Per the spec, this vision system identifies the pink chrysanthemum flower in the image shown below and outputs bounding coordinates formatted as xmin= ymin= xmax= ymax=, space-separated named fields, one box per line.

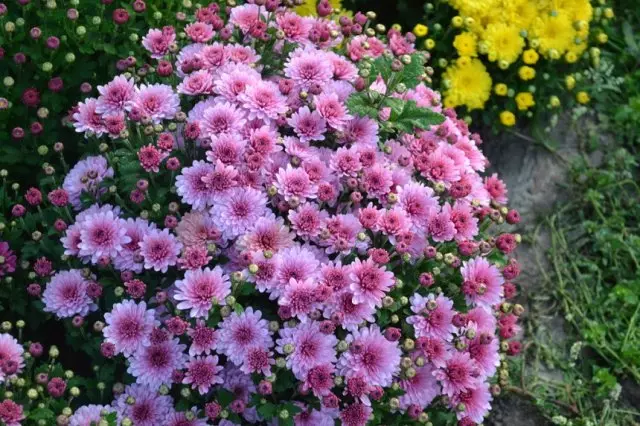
xmin=214 ymin=64 xmax=261 ymax=102
xmin=198 ymin=43 xmax=228 ymax=70
xmin=229 ymin=4 xmax=263 ymax=33
xmin=113 ymin=218 xmax=156 ymax=274
xmin=177 ymin=70 xmax=214 ymax=96
xmin=427 ymin=208 xmax=457 ymax=243
xmin=467 ymin=335 xmax=500 ymax=378
xmin=129 ymin=84 xmax=180 ymax=124
xmin=274 ymin=165 xmax=318 ymax=203
xmin=423 ymin=150 xmax=460 ymax=183
xmin=330 ymin=147 xmax=362 ymax=177
xmin=325 ymin=291 xmax=376 ymax=331
xmin=239 ymin=80 xmax=288 ymax=121
xmin=276 ymin=321 xmax=337 ymax=380
xmin=96 ymin=75 xmax=135 ymax=115
xmin=175 ymin=160 xmax=216 ymax=210
xmin=210 ymin=187 xmax=268 ymax=240
xmin=407 ymin=293 xmax=457 ymax=341
xmin=139 ymin=229 xmax=182 ymax=273
xmin=362 ymin=164 xmax=393 ymax=198
xmin=302 ymin=363 xmax=336 ymax=398
xmin=217 ymin=308 xmax=272 ymax=365
xmin=200 ymin=101 xmax=247 ymax=139
xmin=314 ymin=92 xmax=352 ymax=131
xmin=73 ymin=98 xmax=105 ymax=136
xmin=346 ymin=35 xmax=386 ymax=61
xmin=272 ymin=245 xmax=320 ymax=293
xmin=349 ymin=257 xmax=394 ymax=308
xmin=399 ymin=365 xmax=440 ymax=409
xmin=236 ymin=216 xmax=294 ymax=254
xmin=433 ymin=351 xmax=480 ymax=397
xmin=455 ymin=138 xmax=486 ymax=172
xmin=378 ymin=207 xmax=413 ymax=237
xmin=287 ymin=106 xmax=327 ymax=143
xmin=278 ymin=278 xmax=320 ymax=320
xmin=175 ymin=211 xmax=218 ymax=249
xmin=77 ymin=210 xmax=130 ymax=264
xmin=128 ymin=338 xmax=187 ymax=389
xmin=288 ymin=203 xmax=328 ymax=240
xmin=183 ymin=355 xmax=224 ymax=394
xmin=327 ymin=52 xmax=358 ymax=81
xmin=341 ymin=116 xmax=379 ymax=146
xmin=241 ymin=346 xmax=275 ymax=376
xmin=397 ymin=182 xmax=439 ymax=229
xmin=69 ymin=405 xmax=113 ymax=426
xmin=0 ymin=334 xmax=24 ymax=384
xmin=337 ymin=325 xmax=401 ymax=387
xmin=0 ymin=242 xmax=17 ymax=278
xmin=42 ymin=270 xmax=95 ymax=319
xmin=62 ymin=156 xmax=114 ymax=210
xmin=173 ymin=267 xmax=231 ymax=318
xmin=460 ymin=257 xmax=504 ymax=308
xmin=114 ymin=384 xmax=173 ymax=426
xmin=187 ymin=320 xmax=218 ymax=357
xmin=323 ymin=213 xmax=366 ymax=255
xmin=466 ymin=307 xmax=497 ymax=335
xmin=451 ymin=381 xmax=492 ymax=424
xmin=103 ymin=300 xmax=158 ymax=357
xmin=201 ymin=160 xmax=239 ymax=201
xmin=226 ymin=44 xmax=261 ymax=65
xmin=444 ymin=201 xmax=479 ymax=241
xmin=141 ymin=28 xmax=175 ymax=58
xmin=285 ymin=48 xmax=333 ymax=90
xmin=206 ymin=133 xmax=246 ymax=165
xmin=185 ymin=22 xmax=214 ymax=43
xmin=484 ymin=173 xmax=508 ymax=205
xmin=417 ymin=337 xmax=451 ymax=369
xmin=276 ymin=12 xmax=312 ymax=42
xmin=340 ymin=402 xmax=373 ymax=426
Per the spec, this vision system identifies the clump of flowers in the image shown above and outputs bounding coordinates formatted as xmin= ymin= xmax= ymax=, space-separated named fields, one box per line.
xmin=408 ymin=0 xmax=614 ymax=128
xmin=5 ymin=1 xmax=523 ymax=425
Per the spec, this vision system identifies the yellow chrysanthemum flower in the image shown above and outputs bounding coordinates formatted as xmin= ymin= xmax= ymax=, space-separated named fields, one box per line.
xmin=555 ymin=0 xmax=593 ymax=23
xmin=576 ymin=91 xmax=590 ymax=104
xmin=549 ymin=96 xmax=561 ymax=108
xmin=413 ymin=24 xmax=429 ymax=38
xmin=531 ymin=14 xmax=575 ymax=56
xmin=522 ymin=49 xmax=539 ymax=65
xmin=483 ymin=23 xmax=525 ymax=65
xmin=565 ymin=51 xmax=578 ymax=63
xmin=494 ymin=83 xmax=508 ymax=96
xmin=453 ymin=32 xmax=478 ymax=57
xmin=515 ymin=92 xmax=535 ymax=110
xmin=424 ymin=39 xmax=436 ymax=50
xmin=500 ymin=111 xmax=516 ymax=127
xmin=565 ymin=75 xmax=576 ymax=90
xmin=443 ymin=59 xmax=492 ymax=111
xmin=502 ymin=0 xmax=538 ymax=31
xmin=518 ymin=66 xmax=536 ymax=81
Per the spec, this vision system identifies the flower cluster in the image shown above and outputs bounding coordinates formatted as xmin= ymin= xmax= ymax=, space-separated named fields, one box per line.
xmin=0 ymin=0 xmax=190 ymax=181
xmin=407 ymin=0 xmax=614 ymax=127
xmin=3 ymin=1 xmax=522 ymax=425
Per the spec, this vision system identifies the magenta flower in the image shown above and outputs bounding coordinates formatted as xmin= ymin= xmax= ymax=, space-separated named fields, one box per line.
xmin=42 ymin=270 xmax=95 ymax=319
xmin=173 ymin=267 xmax=231 ymax=318
xmin=236 ymin=216 xmax=294 ymax=254
xmin=314 ymin=92 xmax=352 ymax=130
xmin=285 ymin=48 xmax=333 ymax=90
xmin=434 ymin=351 xmax=480 ymax=396
xmin=141 ymin=28 xmax=175 ymax=58
xmin=339 ymin=402 xmax=372 ymax=426
xmin=113 ymin=218 xmax=156 ymax=274
xmin=217 ymin=308 xmax=272 ymax=365
xmin=177 ymin=70 xmax=214 ymax=96
xmin=276 ymin=12 xmax=312 ymax=42
xmin=185 ymin=22 xmax=214 ymax=43
xmin=0 ymin=334 xmax=24 ymax=383
xmin=349 ymin=257 xmax=395 ymax=308
xmin=451 ymin=381 xmax=492 ymax=424
xmin=324 ymin=291 xmax=376 ymax=331
xmin=103 ymin=300 xmax=158 ymax=356
xmin=183 ymin=355 xmax=224 ymax=394
xmin=187 ymin=320 xmax=218 ymax=357
xmin=200 ymin=101 xmax=246 ymax=139
xmin=96 ymin=75 xmax=135 ymax=115
xmin=139 ymin=229 xmax=182 ymax=273
xmin=128 ymin=338 xmax=187 ymax=388
xmin=288 ymin=203 xmax=328 ymax=240
xmin=214 ymin=64 xmax=261 ymax=102
xmin=287 ymin=106 xmax=327 ymax=143
xmin=0 ymin=242 xmax=17 ymax=278
xmin=461 ymin=257 xmax=504 ymax=308
xmin=276 ymin=321 xmax=337 ymax=380
xmin=239 ymin=80 xmax=288 ymax=120
xmin=129 ymin=84 xmax=180 ymax=124
xmin=275 ymin=165 xmax=318 ymax=203
xmin=114 ymin=384 xmax=172 ymax=426
xmin=407 ymin=293 xmax=456 ymax=341
xmin=337 ymin=325 xmax=401 ymax=387
xmin=484 ymin=173 xmax=508 ymax=204
xmin=175 ymin=160 xmax=216 ymax=210
xmin=399 ymin=364 xmax=440 ymax=409
xmin=210 ymin=187 xmax=268 ymax=240
xmin=69 ymin=405 xmax=113 ymax=426
xmin=77 ymin=210 xmax=131 ymax=264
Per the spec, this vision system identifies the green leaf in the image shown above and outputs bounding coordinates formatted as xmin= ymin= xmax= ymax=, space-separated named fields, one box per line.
xmin=394 ymin=100 xmax=445 ymax=132
xmin=28 ymin=407 xmax=55 ymax=421
xmin=257 ymin=403 xmax=277 ymax=420
xmin=346 ymin=92 xmax=379 ymax=119
xmin=400 ymin=53 xmax=427 ymax=89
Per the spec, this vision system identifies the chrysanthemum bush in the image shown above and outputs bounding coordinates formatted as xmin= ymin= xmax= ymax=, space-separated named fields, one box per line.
xmin=0 ymin=0 xmax=191 ymax=183
xmin=1 ymin=1 xmax=525 ymax=425
xmin=395 ymin=0 xmax=615 ymax=128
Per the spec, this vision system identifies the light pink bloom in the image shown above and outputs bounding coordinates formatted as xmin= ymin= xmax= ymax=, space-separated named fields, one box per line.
xmin=77 ymin=210 xmax=131 ymax=263
xmin=103 ymin=300 xmax=158 ymax=356
xmin=276 ymin=321 xmax=337 ymax=380
xmin=173 ymin=267 xmax=231 ymax=318
xmin=200 ymin=101 xmax=247 ymax=139
xmin=399 ymin=365 xmax=440 ymax=409
xmin=349 ymin=257 xmax=394 ymax=308
xmin=407 ymin=293 xmax=456 ymax=341
xmin=142 ymin=28 xmax=175 ymax=58
xmin=128 ymin=338 xmax=187 ymax=388
xmin=217 ymin=308 xmax=272 ymax=365
xmin=183 ymin=355 xmax=223 ymax=394
xmin=275 ymin=165 xmax=318 ymax=202
xmin=0 ymin=334 xmax=24 ymax=384
xmin=285 ymin=48 xmax=333 ymax=90
xmin=185 ymin=22 xmax=214 ymax=43
xmin=239 ymin=80 xmax=288 ymax=120
xmin=139 ymin=229 xmax=182 ymax=273
xmin=177 ymin=70 xmax=214 ymax=96
xmin=460 ymin=257 xmax=504 ymax=308
xmin=42 ymin=270 xmax=95 ymax=319
xmin=129 ymin=84 xmax=180 ymax=124
xmin=210 ymin=187 xmax=269 ymax=240
xmin=73 ymin=98 xmax=105 ymax=136
xmin=276 ymin=12 xmax=312 ymax=42
xmin=287 ymin=106 xmax=327 ymax=143
xmin=314 ymin=92 xmax=352 ymax=131
xmin=96 ymin=75 xmax=135 ymax=115
xmin=434 ymin=351 xmax=480 ymax=396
